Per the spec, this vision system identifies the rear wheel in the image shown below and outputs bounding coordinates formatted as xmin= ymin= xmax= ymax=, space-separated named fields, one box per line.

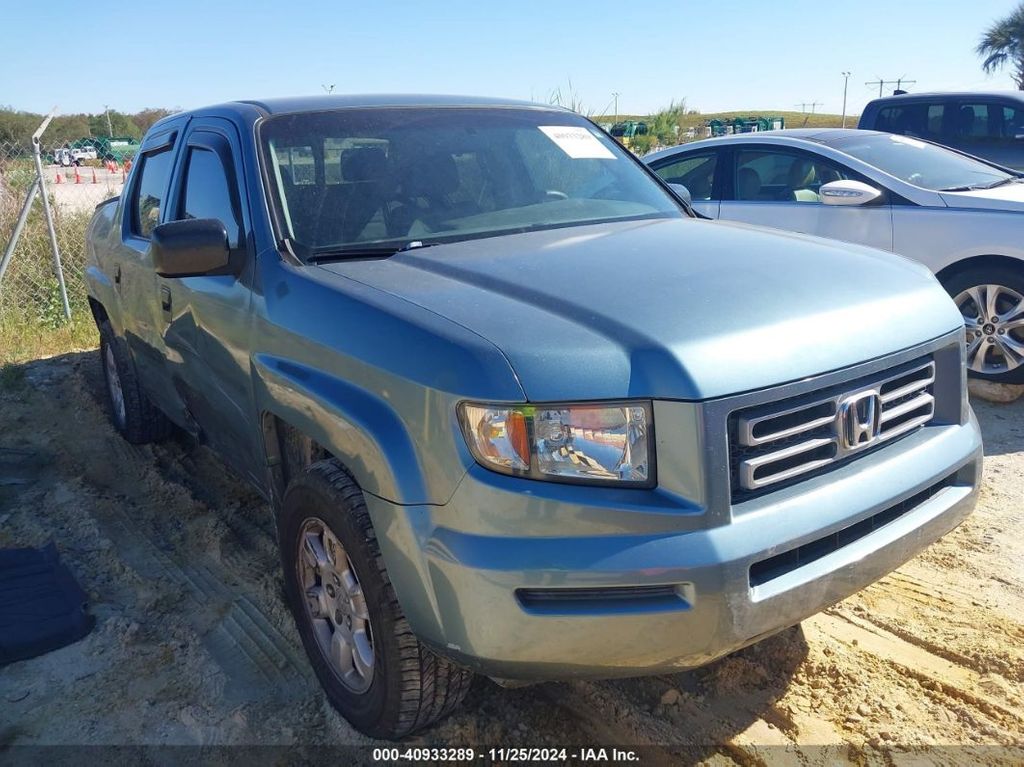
xmin=942 ymin=266 xmax=1024 ymax=384
xmin=280 ymin=460 xmax=473 ymax=739
xmin=98 ymin=321 xmax=173 ymax=443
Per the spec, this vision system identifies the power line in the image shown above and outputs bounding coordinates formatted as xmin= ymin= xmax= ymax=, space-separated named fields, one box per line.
xmin=865 ymin=76 xmax=916 ymax=97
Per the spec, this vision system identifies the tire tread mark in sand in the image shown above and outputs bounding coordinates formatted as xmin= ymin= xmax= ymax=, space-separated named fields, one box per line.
xmin=540 ymin=681 xmax=774 ymax=766
xmin=97 ymin=502 xmax=312 ymax=697
xmin=812 ymin=612 xmax=1024 ymax=724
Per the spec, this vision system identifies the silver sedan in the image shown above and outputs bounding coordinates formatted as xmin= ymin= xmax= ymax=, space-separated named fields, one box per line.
xmin=645 ymin=129 xmax=1024 ymax=383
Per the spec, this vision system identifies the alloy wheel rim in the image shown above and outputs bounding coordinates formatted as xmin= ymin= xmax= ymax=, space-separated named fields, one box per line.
xmin=297 ymin=517 xmax=374 ymax=693
xmin=104 ymin=344 xmax=126 ymax=426
xmin=955 ymin=283 xmax=1024 ymax=376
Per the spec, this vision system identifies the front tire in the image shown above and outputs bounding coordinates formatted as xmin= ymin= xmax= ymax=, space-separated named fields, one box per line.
xmin=280 ymin=460 xmax=473 ymax=739
xmin=98 ymin=321 xmax=173 ymax=443
xmin=942 ymin=266 xmax=1024 ymax=384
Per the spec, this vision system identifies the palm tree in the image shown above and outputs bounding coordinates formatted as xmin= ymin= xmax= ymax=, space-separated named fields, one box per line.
xmin=977 ymin=2 xmax=1024 ymax=89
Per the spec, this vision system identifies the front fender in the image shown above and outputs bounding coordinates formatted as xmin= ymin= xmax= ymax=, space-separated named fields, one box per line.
xmin=254 ymin=353 xmax=435 ymax=505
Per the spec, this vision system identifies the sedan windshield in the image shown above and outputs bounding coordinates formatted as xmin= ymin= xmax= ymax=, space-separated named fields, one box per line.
xmin=831 ymin=133 xmax=1016 ymax=191
xmin=259 ymin=107 xmax=683 ymax=257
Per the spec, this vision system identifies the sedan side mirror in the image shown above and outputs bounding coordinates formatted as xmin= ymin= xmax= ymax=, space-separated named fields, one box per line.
xmin=669 ymin=182 xmax=692 ymax=206
xmin=820 ymin=180 xmax=883 ymax=206
xmin=152 ymin=219 xmax=232 ymax=278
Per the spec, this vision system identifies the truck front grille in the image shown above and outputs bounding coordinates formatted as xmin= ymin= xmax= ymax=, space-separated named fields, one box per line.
xmin=730 ymin=357 xmax=935 ymax=499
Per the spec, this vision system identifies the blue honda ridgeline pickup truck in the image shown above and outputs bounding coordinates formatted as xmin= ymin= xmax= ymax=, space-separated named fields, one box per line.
xmin=84 ymin=95 xmax=982 ymax=739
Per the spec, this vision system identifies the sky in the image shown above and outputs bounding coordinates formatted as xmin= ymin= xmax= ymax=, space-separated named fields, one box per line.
xmin=1 ymin=0 xmax=1019 ymax=119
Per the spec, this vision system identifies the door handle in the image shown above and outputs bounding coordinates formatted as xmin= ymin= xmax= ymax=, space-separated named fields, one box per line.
xmin=160 ymin=286 xmax=172 ymax=314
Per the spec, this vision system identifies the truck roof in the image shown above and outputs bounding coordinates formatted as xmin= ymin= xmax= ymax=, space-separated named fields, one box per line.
xmin=235 ymin=94 xmax=558 ymax=114
xmin=866 ymin=90 xmax=1024 ymax=103
xmin=147 ymin=94 xmax=568 ymax=135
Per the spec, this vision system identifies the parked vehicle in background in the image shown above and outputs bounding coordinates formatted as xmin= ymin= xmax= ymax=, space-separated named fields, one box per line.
xmin=52 ymin=148 xmax=75 ymax=167
xmin=85 ymin=96 xmax=980 ymax=739
xmin=88 ymin=135 xmax=141 ymax=164
xmin=609 ymin=119 xmax=648 ymax=148
xmin=859 ymin=91 xmax=1024 ymax=170
xmin=644 ymin=129 xmax=1024 ymax=383
xmin=71 ymin=144 xmax=98 ymax=163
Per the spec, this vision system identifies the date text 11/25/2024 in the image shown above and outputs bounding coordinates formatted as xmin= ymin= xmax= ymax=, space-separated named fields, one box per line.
xmin=372 ymin=747 xmax=641 ymax=762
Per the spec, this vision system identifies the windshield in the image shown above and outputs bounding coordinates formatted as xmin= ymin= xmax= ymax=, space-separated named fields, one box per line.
xmin=259 ymin=107 xmax=683 ymax=256
xmin=831 ymin=133 xmax=1015 ymax=191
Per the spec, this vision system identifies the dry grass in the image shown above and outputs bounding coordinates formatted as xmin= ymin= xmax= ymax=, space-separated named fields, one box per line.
xmin=0 ymin=314 xmax=97 ymax=368
xmin=678 ymin=109 xmax=852 ymax=131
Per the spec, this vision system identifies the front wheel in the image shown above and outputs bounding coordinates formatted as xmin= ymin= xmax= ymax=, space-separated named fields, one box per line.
xmin=280 ymin=460 xmax=473 ymax=739
xmin=942 ymin=266 xmax=1024 ymax=384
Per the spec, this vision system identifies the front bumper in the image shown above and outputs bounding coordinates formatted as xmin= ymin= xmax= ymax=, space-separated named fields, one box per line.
xmin=368 ymin=412 xmax=982 ymax=680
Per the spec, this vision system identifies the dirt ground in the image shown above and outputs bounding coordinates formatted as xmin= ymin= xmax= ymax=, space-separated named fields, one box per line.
xmin=1 ymin=349 xmax=1022 ymax=763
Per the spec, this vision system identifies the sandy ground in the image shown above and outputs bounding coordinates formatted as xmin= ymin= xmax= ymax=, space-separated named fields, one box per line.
xmin=1 ymin=350 xmax=1022 ymax=762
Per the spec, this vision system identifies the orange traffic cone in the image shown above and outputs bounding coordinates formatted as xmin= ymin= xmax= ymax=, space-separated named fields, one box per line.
xmin=55 ymin=171 xmax=63 ymax=184
xmin=92 ymin=169 xmax=98 ymax=184
xmin=74 ymin=167 xmax=82 ymax=184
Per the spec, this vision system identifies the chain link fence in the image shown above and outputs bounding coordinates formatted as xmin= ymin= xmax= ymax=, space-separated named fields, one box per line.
xmin=0 ymin=133 xmax=127 ymax=329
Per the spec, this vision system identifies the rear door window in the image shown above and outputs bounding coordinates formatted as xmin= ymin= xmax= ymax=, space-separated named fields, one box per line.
xmin=130 ymin=147 xmax=175 ymax=238
xmin=874 ymin=103 xmax=928 ymax=138
xmin=650 ymin=152 xmax=718 ymax=200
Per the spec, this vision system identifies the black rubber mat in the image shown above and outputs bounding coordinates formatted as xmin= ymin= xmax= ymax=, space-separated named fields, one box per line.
xmin=0 ymin=542 xmax=94 ymax=666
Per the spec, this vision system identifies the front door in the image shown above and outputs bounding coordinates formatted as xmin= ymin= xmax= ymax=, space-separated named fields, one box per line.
xmin=158 ymin=118 xmax=263 ymax=483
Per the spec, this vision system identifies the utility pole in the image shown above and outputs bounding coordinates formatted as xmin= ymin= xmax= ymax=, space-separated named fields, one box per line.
xmin=103 ymin=104 xmax=113 ymax=136
xmin=865 ymin=76 xmax=916 ymax=97
xmin=795 ymin=102 xmax=824 ymax=113
xmin=841 ymin=72 xmax=851 ymax=127
xmin=612 ymin=92 xmax=620 ymax=123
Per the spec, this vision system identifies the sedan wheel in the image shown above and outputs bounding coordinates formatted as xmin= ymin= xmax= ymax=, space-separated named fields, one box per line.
xmin=955 ymin=283 xmax=1024 ymax=377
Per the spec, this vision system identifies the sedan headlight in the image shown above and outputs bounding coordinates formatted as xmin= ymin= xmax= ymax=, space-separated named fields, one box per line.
xmin=458 ymin=402 xmax=653 ymax=486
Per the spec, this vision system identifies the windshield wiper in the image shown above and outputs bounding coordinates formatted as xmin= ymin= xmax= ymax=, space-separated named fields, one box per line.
xmin=308 ymin=241 xmax=440 ymax=263
xmin=980 ymin=176 xmax=1022 ymax=189
xmin=940 ymin=177 xmax=1018 ymax=192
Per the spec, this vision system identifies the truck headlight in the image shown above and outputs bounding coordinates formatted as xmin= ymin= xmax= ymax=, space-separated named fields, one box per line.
xmin=458 ymin=402 xmax=654 ymax=486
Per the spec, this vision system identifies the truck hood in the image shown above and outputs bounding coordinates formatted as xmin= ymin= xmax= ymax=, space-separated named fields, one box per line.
xmin=319 ymin=218 xmax=961 ymax=401
xmin=939 ymin=180 xmax=1024 ymax=211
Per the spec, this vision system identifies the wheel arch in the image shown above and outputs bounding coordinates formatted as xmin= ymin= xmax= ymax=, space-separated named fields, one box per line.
xmin=253 ymin=355 xmax=431 ymax=510
xmin=935 ymin=254 xmax=1024 ymax=287
xmin=88 ymin=296 xmax=109 ymax=325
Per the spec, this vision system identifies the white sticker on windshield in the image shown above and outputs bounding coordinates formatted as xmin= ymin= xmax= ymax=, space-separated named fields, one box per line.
xmin=891 ymin=134 xmax=927 ymax=149
xmin=539 ymin=126 xmax=616 ymax=159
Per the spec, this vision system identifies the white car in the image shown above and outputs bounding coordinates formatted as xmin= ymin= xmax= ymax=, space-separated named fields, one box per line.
xmin=645 ymin=129 xmax=1024 ymax=383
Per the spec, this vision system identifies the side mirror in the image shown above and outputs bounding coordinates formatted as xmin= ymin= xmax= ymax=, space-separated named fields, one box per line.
xmin=151 ymin=219 xmax=231 ymax=278
xmin=820 ymin=180 xmax=883 ymax=206
xmin=669 ymin=182 xmax=692 ymax=206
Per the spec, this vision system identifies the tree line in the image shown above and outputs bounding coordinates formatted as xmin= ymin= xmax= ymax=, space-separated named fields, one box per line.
xmin=0 ymin=107 xmax=175 ymax=147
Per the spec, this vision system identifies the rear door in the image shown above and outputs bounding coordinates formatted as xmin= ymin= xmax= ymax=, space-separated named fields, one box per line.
xmin=116 ymin=121 xmax=191 ymax=422
xmin=716 ymin=144 xmax=893 ymax=252
xmin=647 ymin=149 xmax=722 ymax=217
xmin=158 ymin=117 xmax=263 ymax=483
